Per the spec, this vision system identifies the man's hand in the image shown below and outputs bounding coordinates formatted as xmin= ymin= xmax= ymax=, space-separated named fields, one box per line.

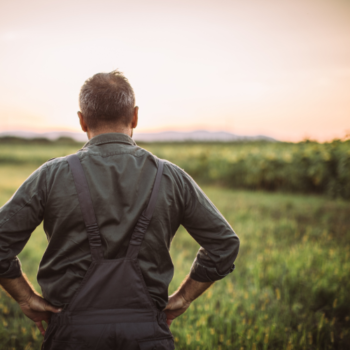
xmin=163 ymin=275 xmax=214 ymax=327
xmin=163 ymin=292 xmax=191 ymax=327
xmin=0 ymin=274 xmax=61 ymax=336
xmin=18 ymin=292 xmax=62 ymax=336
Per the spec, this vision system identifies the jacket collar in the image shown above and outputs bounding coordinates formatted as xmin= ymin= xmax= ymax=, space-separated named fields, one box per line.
xmin=82 ymin=132 xmax=137 ymax=148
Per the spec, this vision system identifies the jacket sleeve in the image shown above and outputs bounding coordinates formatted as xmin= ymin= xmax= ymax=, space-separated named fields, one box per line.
xmin=0 ymin=164 xmax=47 ymax=278
xmin=179 ymin=169 xmax=240 ymax=282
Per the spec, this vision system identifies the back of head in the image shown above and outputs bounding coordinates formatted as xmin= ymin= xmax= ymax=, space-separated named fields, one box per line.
xmin=79 ymin=70 xmax=135 ymax=131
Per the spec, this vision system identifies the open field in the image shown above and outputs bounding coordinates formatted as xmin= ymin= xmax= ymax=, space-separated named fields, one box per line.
xmin=0 ymin=143 xmax=349 ymax=349
xmin=0 ymin=139 xmax=349 ymax=199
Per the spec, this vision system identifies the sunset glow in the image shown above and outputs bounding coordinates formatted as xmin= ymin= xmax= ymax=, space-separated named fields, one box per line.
xmin=1 ymin=0 xmax=349 ymax=141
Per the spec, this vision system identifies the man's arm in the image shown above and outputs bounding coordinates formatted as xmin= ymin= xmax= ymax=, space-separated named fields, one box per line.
xmin=178 ymin=166 xmax=240 ymax=284
xmin=0 ymin=163 xmax=60 ymax=335
xmin=163 ymin=275 xmax=214 ymax=326
xmin=163 ymin=165 xmax=240 ymax=326
xmin=0 ymin=274 xmax=61 ymax=335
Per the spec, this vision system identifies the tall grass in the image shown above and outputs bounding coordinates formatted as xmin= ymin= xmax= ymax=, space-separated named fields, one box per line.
xmin=168 ymin=189 xmax=350 ymax=350
xmin=0 ymin=164 xmax=349 ymax=349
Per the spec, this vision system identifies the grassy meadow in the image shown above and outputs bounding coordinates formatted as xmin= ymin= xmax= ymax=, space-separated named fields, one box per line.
xmin=1 ymin=138 xmax=349 ymax=199
xmin=0 ymin=141 xmax=349 ymax=349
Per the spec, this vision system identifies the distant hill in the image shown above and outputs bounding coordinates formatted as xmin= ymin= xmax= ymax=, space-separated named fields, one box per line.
xmin=0 ymin=130 xmax=277 ymax=143
xmin=134 ymin=130 xmax=277 ymax=142
xmin=0 ymin=131 xmax=88 ymax=143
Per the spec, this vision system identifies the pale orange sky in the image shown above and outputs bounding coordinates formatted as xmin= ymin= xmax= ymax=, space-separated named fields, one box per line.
xmin=0 ymin=0 xmax=349 ymax=141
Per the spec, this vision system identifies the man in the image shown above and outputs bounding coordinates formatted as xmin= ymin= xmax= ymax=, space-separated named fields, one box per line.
xmin=0 ymin=70 xmax=240 ymax=349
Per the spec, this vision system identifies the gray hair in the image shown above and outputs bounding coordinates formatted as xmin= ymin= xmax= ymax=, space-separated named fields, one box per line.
xmin=79 ymin=70 xmax=135 ymax=130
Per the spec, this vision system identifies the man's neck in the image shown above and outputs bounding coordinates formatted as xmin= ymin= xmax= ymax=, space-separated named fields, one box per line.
xmin=87 ymin=127 xmax=132 ymax=140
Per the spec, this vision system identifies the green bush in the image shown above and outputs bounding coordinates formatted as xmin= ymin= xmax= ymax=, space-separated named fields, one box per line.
xmin=0 ymin=139 xmax=349 ymax=199
xmin=143 ymin=140 xmax=350 ymax=199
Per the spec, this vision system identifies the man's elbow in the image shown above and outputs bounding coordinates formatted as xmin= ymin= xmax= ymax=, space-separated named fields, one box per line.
xmin=228 ymin=234 xmax=240 ymax=269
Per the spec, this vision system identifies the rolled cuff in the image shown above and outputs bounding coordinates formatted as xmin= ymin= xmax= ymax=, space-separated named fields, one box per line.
xmin=0 ymin=257 xmax=23 ymax=279
xmin=189 ymin=257 xmax=235 ymax=282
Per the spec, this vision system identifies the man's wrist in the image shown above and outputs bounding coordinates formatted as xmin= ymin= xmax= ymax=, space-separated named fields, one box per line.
xmin=17 ymin=287 xmax=36 ymax=307
xmin=0 ymin=274 xmax=36 ymax=306
xmin=177 ymin=288 xmax=193 ymax=305
xmin=177 ymin=275 xmax=214 ymax=304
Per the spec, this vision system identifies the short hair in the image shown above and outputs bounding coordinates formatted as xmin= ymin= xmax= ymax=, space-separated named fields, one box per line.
xmin=79 ymin=70 xmax=135 ymax=130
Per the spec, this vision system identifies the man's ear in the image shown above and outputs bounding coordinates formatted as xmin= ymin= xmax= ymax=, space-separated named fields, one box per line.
xmin=131 ymin=107 xmax=138 ymax=129
xmin=77 ymin=111 xmax=88 ymax=132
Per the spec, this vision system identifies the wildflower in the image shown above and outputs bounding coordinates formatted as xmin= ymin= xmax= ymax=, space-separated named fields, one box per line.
xmin=319 ymin=313 xmax=325 ymax=329
xmin=308 ymin=332 xmax=312 ymax=345
xmin=275 ymin=288 xmax=281 ymax=300
xmin=31 ymin=327 xmax=38 ymax=340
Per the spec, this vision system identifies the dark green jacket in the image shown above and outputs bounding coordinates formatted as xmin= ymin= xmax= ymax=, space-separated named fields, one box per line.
xmin=0 ymin=133 xmax=239 ymax=310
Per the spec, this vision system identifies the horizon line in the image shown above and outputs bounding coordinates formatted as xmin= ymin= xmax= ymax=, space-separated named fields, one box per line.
xmin=0 ymin=128 xmax=349 ymax=143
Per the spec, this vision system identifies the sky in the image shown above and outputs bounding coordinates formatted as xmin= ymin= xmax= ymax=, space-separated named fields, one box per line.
xmin=0 ymin=0 xmax=349 ymax=142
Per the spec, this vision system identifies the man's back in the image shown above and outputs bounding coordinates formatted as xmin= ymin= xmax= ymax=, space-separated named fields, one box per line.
xmin=0 ymin=71 xmax=239 ymax=346
xmin=1 ymin=132 xmax=238 ymax=311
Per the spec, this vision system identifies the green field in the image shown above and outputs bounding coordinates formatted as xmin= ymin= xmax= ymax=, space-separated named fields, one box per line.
xmin=0 ymin=139 xmax=349 ymax=199
xmin=0 ymin=143 xmax=349 ymax=349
